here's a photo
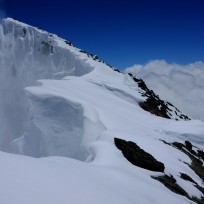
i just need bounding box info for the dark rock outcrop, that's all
[79,49,112,67]
[152,174,204,204]
[114,138,165,172]
[180,173,197,184]
[128,73,190,121]
[64,40,73,46]
[185,140,192,150]
[172,141,204,181]
[162,140,204,182]
[158,140,204,203]
[152,174,188,197]
[113,68,121,73]
[198,150,204,161]
[41,41,54,55]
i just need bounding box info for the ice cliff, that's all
[0,18,93,157]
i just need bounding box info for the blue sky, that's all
[3,0,204,69]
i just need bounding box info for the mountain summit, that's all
[0,18,203,204]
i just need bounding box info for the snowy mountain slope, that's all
[0,18,204,204]
[125,60,204,122]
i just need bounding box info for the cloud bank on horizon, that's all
[125,60,204,122]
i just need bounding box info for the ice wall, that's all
[11,94,88,160]
[0,18,93,154]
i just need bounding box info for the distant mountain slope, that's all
[125,60,204,122]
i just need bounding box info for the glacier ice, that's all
[0,18,93,157]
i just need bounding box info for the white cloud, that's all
[125,60,204,121]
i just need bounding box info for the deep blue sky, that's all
[3,0,204,69]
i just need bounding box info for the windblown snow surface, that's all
[0,18,204,204]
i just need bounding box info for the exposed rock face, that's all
[171,141,204,182]
[159,139,204,204]
[79,49,112,67]
[114,136,204,204]
[185,140,192,151]
[153,173,204,204]
[114,138,165,172]
[152,174,189,197]
[198,150,204,161]
[180,173,197,184]
[127,73,190,121]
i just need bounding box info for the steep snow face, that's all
[0,18,93,153]
[11,95,88,159]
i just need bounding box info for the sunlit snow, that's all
[0,18,203,204]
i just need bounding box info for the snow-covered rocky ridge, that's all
[0,18,204,204]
